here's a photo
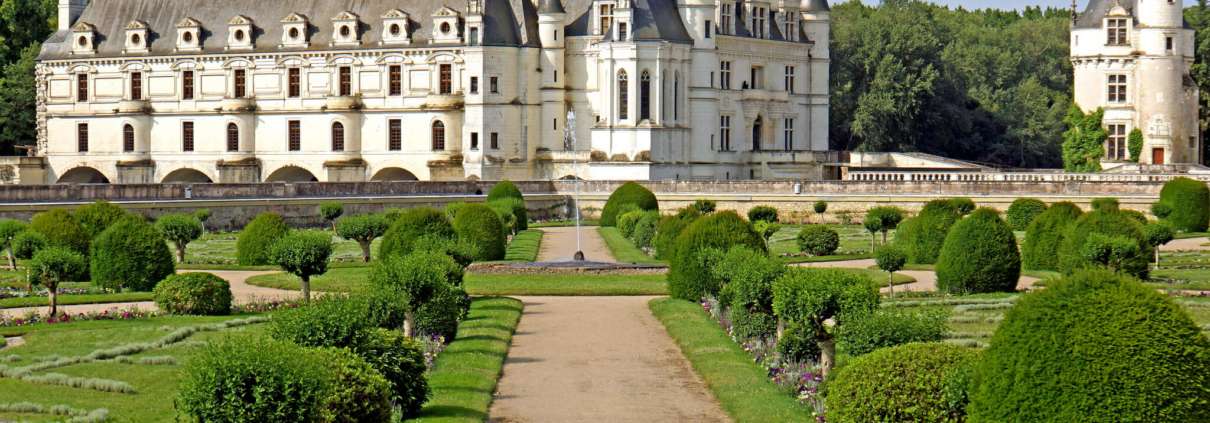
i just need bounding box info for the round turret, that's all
[1137,0,1182,28]
[539,0,566,15]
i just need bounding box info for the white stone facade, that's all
[36,0,830,184]
[1071,0,1200,166]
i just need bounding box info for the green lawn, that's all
[649,298,815,422]
[597,227,666,265]
[503,230,542,262]
[770,224,881,263]
[246,267,669,296]
[412,297,523,422]
[0,292,153,309]
[180,231,379,268]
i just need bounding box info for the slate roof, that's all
[1074,0,1190,29]
[802,0,830,13]
[564,0,693,43]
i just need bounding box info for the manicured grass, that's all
[245,267,669,296]
[649,298,813,422]
[1173,232,1210,239]
[770,224,882,263]
[848,268,915,287]
[180,231,379,268]
[503,230,543,262]
[0,292,153,309]
[597,227,666,265]
[412,297,523,423]
[1148,268,1210,291]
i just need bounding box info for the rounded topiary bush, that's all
[269,296,372,348]
[316,347,393,423]
[353,328,431,418]
[948,197,976,215]
[935,208,1021,294]
[1005,198,1047,231]
[617,210,644,239]
[91,217,175,292]
[452,203,506,261]
[236,212,290,266]
[74,201,130,239]
[653,208,701,260]
[668,211,765,301]
[1058,209,1150,278]
[969,270,1210,422]
[153,273,232,315]
[486,180,524,202]
[12,230,47,259]
[379,207,455,259]
[178,336,332,422]
[631,211,660,249]
[1091,197,1120,211]
[1021,201,1082,271]
[30,209,90,255]
[827,342,978,423]
[796,225,839,256]
[1158,177,1210,232]
[600,182,658,226]
[747,206,779,223]
[894,200,961,264]
[488,197,528,232]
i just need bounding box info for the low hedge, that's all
[1005,198,1047,231]
[378,207,455,260]
[668,211,765,301]
[90,217,175,292]
[1021,202,1083,271]
[452,203,506,261]
[827,342,978,423]
[1158,177,1210,232]
[713,246,785,339]
[837,309,948,357]
[796,225,839,256]
[935,208,1021,294]
[269,296,373,348]
[600,182,658,226]
[894,200,961,264]
[236,213,290,266]
[631,211,660,249]
[153,273,232,315]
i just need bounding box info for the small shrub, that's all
[1021,202,1083,271]
[777,322,820,362]
[415,285,471,340]
[935,208,1021,294]
[1058,209,1150,278]
[948,197,976,215]
[1142,222,1175,264]
[813,201,828,214]
[1157,177,1210,232]
[411,235,477,268]
[969,270,1210,422]
[1091,197,1119,211]
[796,225,839,256]
[600,182,658,226]
[668,211,765,300]
[12,230,47,260]
[30,209,90,255]
[864,206,905,245]
[691,199,717,214]
[894,200,961,264]
[653,208,701,260]
[353,329,430,417]
[714,246,784,338]
[269,296,372,348]
[772,268,879,374]
[178,336,331,422]
[1005,198,1047,231]
[874,245,907,291]
[0,219,26,269]
[747,206,779,223]
[316,347,393,423]
[27,247,86,316]
[827,342,978,422]
[370,250,462,337]
[378,207,455,259]
[486,180,524,202]
[1120,209,1148,225]
[837,309,948,356]
[617,210,644,239]
[155,214,203,263]
[91,217,175,292]
[236,213,290,266]
[336,214,390,262]
[319,201,344,230]
[193,208,211,224]
[488,197,528,232]
[269,230,333,302]
[631,211,660,249]
[452,203,506,261]
[153,273,232,315]
[1151,202,1173,220]
[1079,233,1141,273]
[74,201,129,239]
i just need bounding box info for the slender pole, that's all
[568,109,583,260]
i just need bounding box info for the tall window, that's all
[439,64,452,94]
[618,22,628,41]
[784,14,795,41]
[389,119,402,151]
[431,121,445,150]
[705,20,712,38]
[720,61,732,90]
[490,76,499,93]
[617,70,629,120]
[130,72,142,100]
[123,124,135,152]
[720,3,732,35]
[339,67,352,96]
[470,76,479,94]
[751,7,767,39]
[639,71,651,121]
[288,120,301,151]
[750,66,764,89]
[77,123,88,152]
[389,65,402,96]
[469,27,479,46]
[331,122,345,151]
[1166,36,1174,52]
[233,69,246,98]
[1107,18,1128,45]
[182,70,195,100]
[752,116,763,151]
[182,122,195,152]
[288,68,301,98]
[227,123,239,152]
[783,118,794,151]
[76,74,88,102]
[1107,74,1127,103]
[673,73,680,121]
[1106,124,1127,160]
[784,66,796,94]
[470,132,479,150]
[490,132,499,149]
[599,3,614,35]
[719,116,731,151]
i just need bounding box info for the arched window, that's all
[639,71,651,121]
[226,123,239,152]
[617,70,628,120]
[122,124,135,152]
[332,122,345,151]
[431,120,445,151]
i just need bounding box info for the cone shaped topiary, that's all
[600,182,658,226]
[486,180,524,202]
[894,200,961,264]
[1157,177,1210,232]
[1021,201,1083,271]
[1005,198,1047,231]
[935,208,1021,294]
[236,213,290,266]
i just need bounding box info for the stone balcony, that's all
[423,91,465,109]
[116,99,151,114]
[325,95,363,111]
[221,97,256,112]
[739,89,789,103]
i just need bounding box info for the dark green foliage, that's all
[319,201,344,223]
[28,247,86,316]
[155,213,203,263]
[827,342,978,423]
[864,206,905,244]
[813,201,827,214]
[947,197,976,215]
[486,180,524,202]
[1005,198,1047,231]
[1058,209,1150,278]
[178,336,331,422]
[269,296,372,348]
[11,230,46,259]
[1079,233,1141,273]
[378,207,455,259]
[713,246,784,339]
[653,208,701,260]
[91,217,175,292]
[370,250,463,336]
[1128,128,1144,162]
[796,225,840,256]
[193,208,211,223]
[1157,177,1210,232]
[410,235,477,268]
[1151,202,1174,219]
[600,182,658,226]
[969,270,1210,422]
[74,201,129,239]
[415,285,471,340]
[336,214,390,262]
[29,209,90,255]
[838,310,948,356]
[353,328,430,417]
[1062,106,1105,172]
[894,200,961,264]
[1021,201,1083,271]
[935,208,1021,294]
[152,273,232,316]
[874,245,907,274]
[668,211,765,300]
[316,347,393,423]
[776,322,820,362]
[747,206,779,223]
[452,203,506,261]
[1090,197,1119,211]
[691,199,717,214]
[236,213,290,266]
[630,211,660,249]
[772,268,879,372]
[1143,222,1176,249]
[269,230,333,301]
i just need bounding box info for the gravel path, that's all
[536,227,617,263]
[488,296,728,423]
[799,259,1040,293]
[1162,237,1210,251]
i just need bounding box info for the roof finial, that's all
[1071,0,1078,25]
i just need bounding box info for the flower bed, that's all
[1,299,305,329]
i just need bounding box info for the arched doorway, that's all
[370,167,419,181]
[57,167,109,184]
[265,166,319,182]
[162,168,213,184]
[752,116,763,151]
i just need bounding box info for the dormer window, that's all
[176,17,202,51]
[430,7,462,44]
[597,2,615,36]
[1106,18,1128,46]
[331,11,360,46]
[227,15,255,50]
[381,9,411,45]
[281,13,309,48]
[71,21,96,55]
[719,2,733,35]
[125,20,149,53]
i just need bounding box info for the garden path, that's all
[535,227,617,263]
[1162,237,1210,251]
[488,296,729,423]
[798,259,1040,293]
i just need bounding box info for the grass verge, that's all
[412,297,523,423]
[246,267,668,296]
[597,227,666,266]
[0,292,154,309]
[649,298,813,422]
[503,230,543,262]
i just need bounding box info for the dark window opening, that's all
[389,119,402,151]
[123,124,135,152]
[227,123,239,152]
[331,122,345,151]
[182,122,195,152]
[288,120,301,151]
[432,121,446,150]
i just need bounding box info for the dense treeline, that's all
[0,0,54,156]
